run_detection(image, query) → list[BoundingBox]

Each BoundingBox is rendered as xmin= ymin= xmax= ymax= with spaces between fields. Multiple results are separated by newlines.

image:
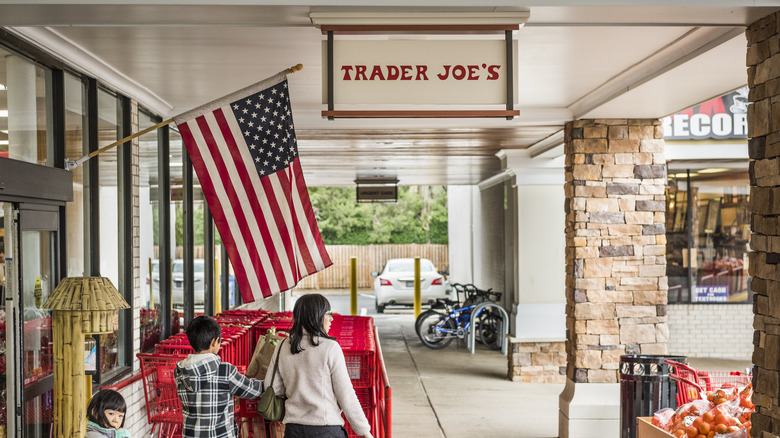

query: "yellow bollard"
xmin=414 ymin=257 xmax=421 ymax=318
xmin=350 ymin=257 xmax=357 ymax=316
xmin=148 ymin=258 xmax=154 ymax=308
xmin=215 ymin=251 xmax=221 ymax=314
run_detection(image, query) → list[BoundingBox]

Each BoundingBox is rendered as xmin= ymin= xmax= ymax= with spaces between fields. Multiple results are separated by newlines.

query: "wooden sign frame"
xmin=323 ymin=25 xmax=520 ymax=120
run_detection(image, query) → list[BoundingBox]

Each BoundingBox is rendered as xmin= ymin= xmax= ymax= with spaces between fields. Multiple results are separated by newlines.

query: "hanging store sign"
xmin=356 ymin=185 xmax=398 ymax=203
xmin=321 ymin=27 xmax=520 ymax=119
xmin=661 ymin=87 xmax=749 ymax=140
xmin=323 ymin=40 xmax=517 ymax=106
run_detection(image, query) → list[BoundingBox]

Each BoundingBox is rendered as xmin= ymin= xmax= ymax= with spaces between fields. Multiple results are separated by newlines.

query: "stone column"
xmin=559 ymin=119 xmax=668 ymax=438
xmin=746 ymin=12 xmax=780 ymax=438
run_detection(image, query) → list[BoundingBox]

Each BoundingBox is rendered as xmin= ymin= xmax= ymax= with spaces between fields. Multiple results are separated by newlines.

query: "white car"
xmin=148 ymin=259 xmax=206 ymax=308
xmin=372 ymin=258 xmax=449 ymax=313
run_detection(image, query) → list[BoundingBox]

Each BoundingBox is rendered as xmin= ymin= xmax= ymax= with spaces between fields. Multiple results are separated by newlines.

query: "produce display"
xmin=652 ymin=384 xmax=754 ymax=438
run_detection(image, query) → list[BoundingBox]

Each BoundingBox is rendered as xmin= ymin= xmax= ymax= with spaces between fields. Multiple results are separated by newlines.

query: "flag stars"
xmin=232 ymin=81 xmax=298 ymax=178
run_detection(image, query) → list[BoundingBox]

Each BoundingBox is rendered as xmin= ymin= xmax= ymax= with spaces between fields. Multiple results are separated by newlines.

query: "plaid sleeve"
xmin=225 ymin=363 xmax=264 ymax=399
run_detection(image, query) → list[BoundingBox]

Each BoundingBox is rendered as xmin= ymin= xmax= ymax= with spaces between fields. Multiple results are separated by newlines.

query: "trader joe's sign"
xmin=323 ymin=40 xmax=518 ymax=105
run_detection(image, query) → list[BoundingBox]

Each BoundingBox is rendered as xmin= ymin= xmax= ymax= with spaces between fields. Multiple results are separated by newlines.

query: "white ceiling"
xmin=2 ymin=1 xmax=778 ymax=186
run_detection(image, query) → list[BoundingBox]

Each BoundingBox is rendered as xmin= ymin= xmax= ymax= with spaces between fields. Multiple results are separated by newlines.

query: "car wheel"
xmin=375 ymin=298 xmax=385 ymax=314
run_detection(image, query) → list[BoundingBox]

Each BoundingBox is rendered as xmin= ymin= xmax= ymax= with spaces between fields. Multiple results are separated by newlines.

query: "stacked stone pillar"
xmin=746 ymin=12 xmax=780 ymax=438
xmin=563 ymin=119 xmax=669 ymax=384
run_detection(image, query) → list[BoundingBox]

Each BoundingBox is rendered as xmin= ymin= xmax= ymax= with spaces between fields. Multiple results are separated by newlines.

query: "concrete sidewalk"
xmin=373 ymin=314 xmax=562 ymax=438
xmin=314 ymin=292 xmax=753 ymax=438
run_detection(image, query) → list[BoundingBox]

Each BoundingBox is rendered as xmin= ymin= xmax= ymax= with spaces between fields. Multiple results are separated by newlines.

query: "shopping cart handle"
xmin=669 ymin=372 xmax=704 ymax=393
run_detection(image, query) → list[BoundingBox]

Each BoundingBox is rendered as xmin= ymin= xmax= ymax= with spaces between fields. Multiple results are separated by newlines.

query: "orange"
xmin=702 ymin=412 xmax=714 ymax=423
xmin=714 ymin=424 xmax=727 ymax=433
xmin=686 ymin=426 xmax=698 ymax=437
xmin=674 ymin=430 xmax=686 ymax=438
xmin=698 ymin=422 xmax=710 ymax=435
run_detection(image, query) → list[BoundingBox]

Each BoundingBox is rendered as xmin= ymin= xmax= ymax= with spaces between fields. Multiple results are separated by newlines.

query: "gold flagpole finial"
xmin=285 ymin=64 xmax=303 ymax=75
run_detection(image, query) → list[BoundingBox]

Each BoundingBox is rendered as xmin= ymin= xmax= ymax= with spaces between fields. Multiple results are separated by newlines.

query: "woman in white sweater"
xmin=266 ymin=294 xmax=374 ymax=438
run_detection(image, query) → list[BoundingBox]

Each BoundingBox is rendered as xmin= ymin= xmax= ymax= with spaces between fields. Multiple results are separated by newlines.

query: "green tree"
xmin=308 ymin=186 xmax=448 ymax=245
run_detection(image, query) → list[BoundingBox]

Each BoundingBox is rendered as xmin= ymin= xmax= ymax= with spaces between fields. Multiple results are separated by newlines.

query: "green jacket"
xmin=85 ymin=421 xmax=131 ymax=438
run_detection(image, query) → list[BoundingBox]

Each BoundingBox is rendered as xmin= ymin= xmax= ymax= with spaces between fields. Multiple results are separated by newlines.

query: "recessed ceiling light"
xmin=0 ymin=140 xmax=8 ymax=145
xmin=698 ymin=168 xmax=730 ymax=174
xmin=671 ymin=172 xmax=698 ymax=178
xmin=0 ymin=84 xmax=6 ymax=91
xmin=0 ymin=110 xmax=7 ymax=117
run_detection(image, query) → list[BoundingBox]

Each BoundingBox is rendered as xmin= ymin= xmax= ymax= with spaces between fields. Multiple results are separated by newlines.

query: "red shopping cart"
xmin=664 ymin=359 xmax=752 ymax=406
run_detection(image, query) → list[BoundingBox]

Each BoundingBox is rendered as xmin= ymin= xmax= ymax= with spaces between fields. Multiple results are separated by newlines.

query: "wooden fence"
xmin=296 ymin=244 xmax=449 ymax=289
xmin=157 ymin=244 xmax=448 ymax=290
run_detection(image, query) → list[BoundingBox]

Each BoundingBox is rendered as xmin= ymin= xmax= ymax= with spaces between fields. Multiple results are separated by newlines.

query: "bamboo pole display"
xmin=44 ymin=277 xmax=130 ymax=437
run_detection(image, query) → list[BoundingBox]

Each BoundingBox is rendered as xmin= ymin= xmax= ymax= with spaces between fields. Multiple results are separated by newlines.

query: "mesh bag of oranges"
xmin=651 ymin=383 xmax=754 ymax=438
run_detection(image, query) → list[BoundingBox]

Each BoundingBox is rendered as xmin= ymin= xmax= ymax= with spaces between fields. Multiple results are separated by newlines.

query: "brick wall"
xmin=746 ymin=11 xmax=780 ymax=437
xmin=121 ymin=100 xmax=151 ymax=436
xmin=666 ymin=304 xmax=753 ymax=360
xmin=564 ymin=119 xmax=669 ymax=383
xmin=119 ymin=379 xmax=152 ymax=436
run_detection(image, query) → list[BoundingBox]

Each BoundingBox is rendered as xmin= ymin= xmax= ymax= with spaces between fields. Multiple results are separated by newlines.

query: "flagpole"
xmin=65 ymin=64 xmax=304 ymax=170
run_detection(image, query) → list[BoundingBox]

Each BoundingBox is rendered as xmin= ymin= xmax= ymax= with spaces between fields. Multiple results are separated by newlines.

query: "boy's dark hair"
xmin=186 ymin=315 xmax=222 ymax=352
xmin=289 ymin=293 xmax=335 ymax=354
xmin=87 ymin=389 xmax=126 ymax=428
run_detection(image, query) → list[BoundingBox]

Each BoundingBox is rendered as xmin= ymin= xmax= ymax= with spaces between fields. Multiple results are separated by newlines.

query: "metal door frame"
xmin=3 ymin=201 xmax=61 ymax=437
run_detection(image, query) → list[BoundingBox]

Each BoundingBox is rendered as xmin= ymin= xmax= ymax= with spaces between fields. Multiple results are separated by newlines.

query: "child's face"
xmin=104 ymin=409 xmax=124 ymax=430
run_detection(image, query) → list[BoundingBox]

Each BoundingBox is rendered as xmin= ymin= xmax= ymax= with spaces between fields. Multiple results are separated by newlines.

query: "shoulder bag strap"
xmin=268 ymin=338 xmax=285 ymax=387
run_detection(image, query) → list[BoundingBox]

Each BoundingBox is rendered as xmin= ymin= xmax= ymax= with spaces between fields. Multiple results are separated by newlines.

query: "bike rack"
xmin=467 ymin=302 xmax=510 ymax=356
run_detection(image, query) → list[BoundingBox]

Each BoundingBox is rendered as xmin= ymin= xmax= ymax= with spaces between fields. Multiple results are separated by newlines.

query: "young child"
xmin=175 ymin=315 xmax=264 ymax=438
xmin=85 ymin=389 xmax=131 ymax=438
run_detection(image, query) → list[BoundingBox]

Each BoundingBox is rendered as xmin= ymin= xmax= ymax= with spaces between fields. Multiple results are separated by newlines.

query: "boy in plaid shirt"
xmin=175 ymin=316 xmax=265 ymax=438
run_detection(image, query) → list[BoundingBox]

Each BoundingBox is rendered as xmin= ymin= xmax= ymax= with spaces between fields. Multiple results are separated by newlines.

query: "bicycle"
xmin=415 ymin=283 xmax=504 ymax=350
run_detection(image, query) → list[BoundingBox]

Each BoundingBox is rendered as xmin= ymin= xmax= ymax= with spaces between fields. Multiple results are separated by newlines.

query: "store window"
xmin=96 ymin=88 xmax=121 ymax=377
xmin=64 ymin=73 xmax=85 ymax=277
xmin=138 ymin=110 xmax=161 ymax=351
xmin=666 ymin=170 xmax=751 ymax=304
xmin=0 ymin=47 xmax=51 ymax=166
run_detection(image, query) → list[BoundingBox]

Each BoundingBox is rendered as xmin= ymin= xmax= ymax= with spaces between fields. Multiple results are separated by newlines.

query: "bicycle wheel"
xmin=476 ymin=310 xmax=503 ymax=350
xmin=416 ymin=310 xmax=455 ymax=349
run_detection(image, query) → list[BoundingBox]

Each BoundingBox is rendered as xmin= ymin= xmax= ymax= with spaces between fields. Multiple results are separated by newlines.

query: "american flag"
xmin=173 ymin=71 xmax=331 ymax=302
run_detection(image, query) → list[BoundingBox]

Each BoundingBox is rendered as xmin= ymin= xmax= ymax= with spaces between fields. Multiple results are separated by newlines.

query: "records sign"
xmin=661 ymin=87 xmax=749 ymax=140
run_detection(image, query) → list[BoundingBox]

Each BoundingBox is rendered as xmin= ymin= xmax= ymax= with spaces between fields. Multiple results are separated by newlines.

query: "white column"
xmin=447 ymin=185 xmax=475 ymax=285
xmin=503 ymin=150 xmax=567 ymax=340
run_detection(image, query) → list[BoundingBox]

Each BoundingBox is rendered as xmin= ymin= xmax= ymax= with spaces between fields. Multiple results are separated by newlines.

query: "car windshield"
xmin=173 ymin=260 xmax=205 ymax=273
xmin=387 ymin=260 xmax=434 ymax=272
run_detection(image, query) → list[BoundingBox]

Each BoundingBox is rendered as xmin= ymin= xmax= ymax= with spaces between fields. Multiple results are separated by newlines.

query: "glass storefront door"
xmin=2 ymin=202 xmax=58 ymax=437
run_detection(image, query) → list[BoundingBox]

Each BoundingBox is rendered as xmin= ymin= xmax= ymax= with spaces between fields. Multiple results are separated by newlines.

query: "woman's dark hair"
xmin=186 ymin=315 xmax=222 ymax=352
xmin=87 ymin=389 xmax=126 ymax=428
xmin=289 ymin=293 xmax=335 ymax=354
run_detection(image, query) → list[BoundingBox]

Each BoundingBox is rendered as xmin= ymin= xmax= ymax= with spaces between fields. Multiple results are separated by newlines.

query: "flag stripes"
xmin=173 ymin=74 xmax=331 ymax=302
